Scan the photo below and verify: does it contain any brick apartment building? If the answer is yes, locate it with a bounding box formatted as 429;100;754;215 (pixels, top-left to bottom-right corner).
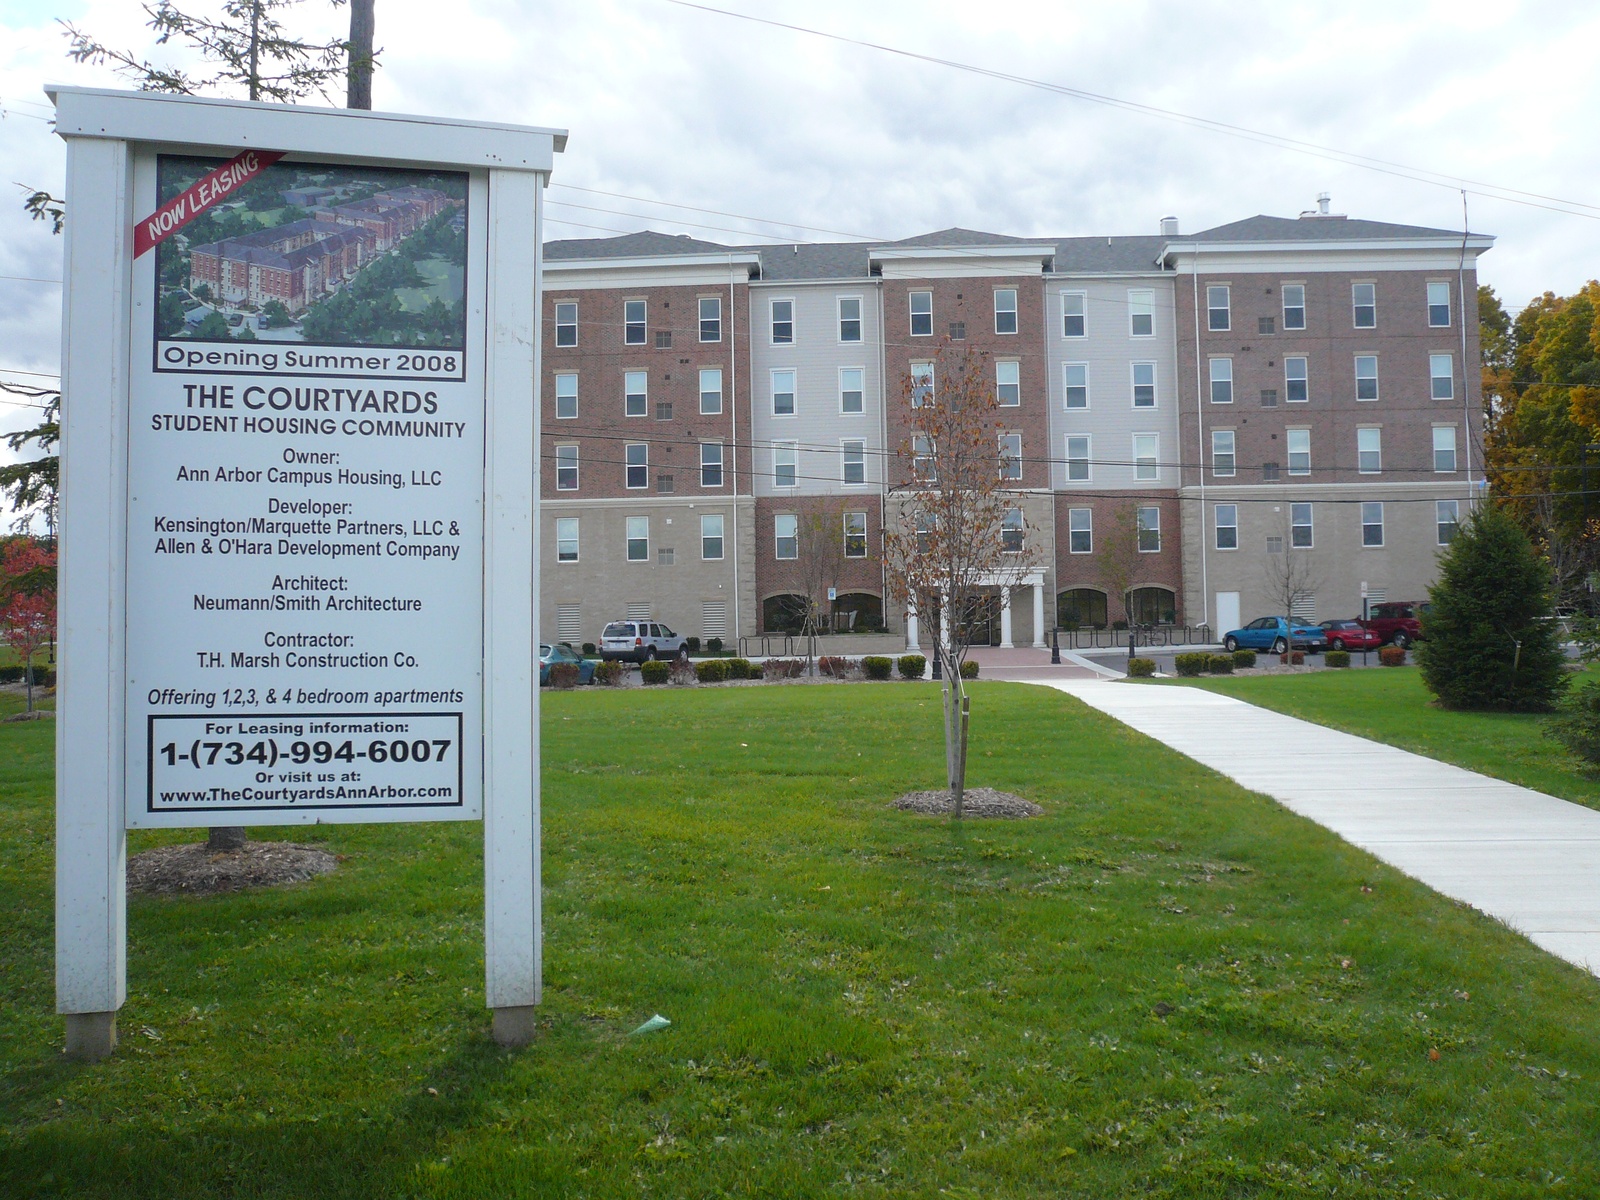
538;203;1491;651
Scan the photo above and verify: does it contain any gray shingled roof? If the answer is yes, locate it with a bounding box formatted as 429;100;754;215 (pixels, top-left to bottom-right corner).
1051;234;1168;273
545;230;734;261
1189;214;1477;242
882;227;1043;248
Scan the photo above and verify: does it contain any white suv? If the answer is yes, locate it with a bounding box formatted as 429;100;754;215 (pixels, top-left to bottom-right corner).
599;620;689;664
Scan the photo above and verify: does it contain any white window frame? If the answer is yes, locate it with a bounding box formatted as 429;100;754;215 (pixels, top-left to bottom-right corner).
1437;499;1460;545
838;295;863;343
774;513;798;560
912;435;937;482
554;300;578;347
773;441;798;489
1137;505;1160;553
624;369;647;417
1355;355;1379;402
910;361;934;407
1064;362;1089;410
699;296;722;343
699;367;723;415
624;298;647;345
1061;290;1087;338
701;513;724;561
1069;507;1092;554
843;510;868;558
1128;288;1155;337
1206;284;1231;332
555;443;578;491
1209;356;1233;404
700;441;723;488
1132;361;1156;408
1352;282;1376;329
909;290;933;337
1362;502;1385;548
554;371;578;419
1285;356;1308;403
625;442;648;490
1215;503;1238;551
1133;433;1159;481
1433;425;1458;473
841;439;866;486
626;515;649;562
1357;427;1382;475
555;516;579;562
999;432;1023;481
839;366;865;414
1291;502;1313;549
1427;281;1451;328
1281;283;1306;331
770;297;794;344
771;368;796;417
996;359;1020;407
1066;435;1091;482
1430;354;1455;400
1000;507;1024;553
994;288;1018;335
1287;427;1311;476
1211;429;1235;477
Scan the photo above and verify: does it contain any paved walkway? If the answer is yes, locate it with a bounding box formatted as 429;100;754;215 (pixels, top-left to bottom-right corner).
1039;679;1600;977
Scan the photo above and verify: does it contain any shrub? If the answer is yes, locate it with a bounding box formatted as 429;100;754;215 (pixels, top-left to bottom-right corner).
725;658;754;680
640;660;670;685
1127;657;1156;677
764;658;805;680
1325;649;1351;668
1232;649;1257;669
549;663;580;689
594;660;624;687
1416;504;1568;712
1207;654;1234;674
669;657;696;686
707;637;724;654
1379;645;1407;667
862;656;893;681
1547;679;1600;766
896;654;927;680
686;636;701;654
1174;652;1208;677
0;666;22;683
818;656;856;679
581;642;595;656
959;660;979;680
695;659;728;683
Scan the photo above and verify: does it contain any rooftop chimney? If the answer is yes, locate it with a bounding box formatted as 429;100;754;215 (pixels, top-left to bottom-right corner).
1299;192;1346;220
1159;215;1179;236
1318;192;1331;214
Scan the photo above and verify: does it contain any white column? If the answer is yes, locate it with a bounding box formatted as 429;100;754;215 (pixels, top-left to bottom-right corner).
1032;580;1046;648
905;599;919;651
999;587;1014;648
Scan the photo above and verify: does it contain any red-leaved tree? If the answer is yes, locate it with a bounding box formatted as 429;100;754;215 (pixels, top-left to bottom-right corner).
0;538;57;713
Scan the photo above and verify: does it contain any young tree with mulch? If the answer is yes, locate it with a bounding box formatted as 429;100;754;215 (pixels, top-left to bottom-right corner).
1416;502;1567;712
883;339;1039;817
0;538;57;714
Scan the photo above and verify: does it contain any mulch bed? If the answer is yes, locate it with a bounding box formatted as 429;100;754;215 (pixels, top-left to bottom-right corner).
127;841;338;896
893;787;1043;818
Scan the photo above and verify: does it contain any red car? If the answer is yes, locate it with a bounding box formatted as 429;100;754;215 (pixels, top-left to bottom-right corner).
1320;619;1383;651
1359;601;1428;648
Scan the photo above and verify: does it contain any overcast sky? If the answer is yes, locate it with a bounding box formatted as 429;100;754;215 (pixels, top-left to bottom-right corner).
4;0;1600;458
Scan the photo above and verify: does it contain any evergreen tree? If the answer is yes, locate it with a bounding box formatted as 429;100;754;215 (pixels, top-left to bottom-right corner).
1416;503;1568;712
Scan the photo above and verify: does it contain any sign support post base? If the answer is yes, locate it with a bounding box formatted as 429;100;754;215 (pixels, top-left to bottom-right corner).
64;1012;117;1061
491;1006;539;1048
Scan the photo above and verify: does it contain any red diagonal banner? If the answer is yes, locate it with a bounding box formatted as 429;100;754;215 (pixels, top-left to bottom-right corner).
133;148;286;259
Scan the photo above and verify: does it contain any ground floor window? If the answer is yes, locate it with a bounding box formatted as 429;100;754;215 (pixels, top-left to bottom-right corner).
1129;586;1176;626
833;592;882;632
763;593;808;634
1058;588;1107;629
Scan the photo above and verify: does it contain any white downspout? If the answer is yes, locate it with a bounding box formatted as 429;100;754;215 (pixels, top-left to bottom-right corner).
728;256;742;642
1458;192;1474;509
1191;248;1209;630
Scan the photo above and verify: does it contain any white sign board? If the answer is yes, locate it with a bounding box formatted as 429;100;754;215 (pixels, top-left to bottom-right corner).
124;153;487;826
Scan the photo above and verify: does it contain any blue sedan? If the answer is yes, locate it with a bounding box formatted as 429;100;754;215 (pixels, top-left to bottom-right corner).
539;643;595;685
1222;616;1326;654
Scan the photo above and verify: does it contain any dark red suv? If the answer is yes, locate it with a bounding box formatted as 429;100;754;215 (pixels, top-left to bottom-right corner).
1360;601;1428;648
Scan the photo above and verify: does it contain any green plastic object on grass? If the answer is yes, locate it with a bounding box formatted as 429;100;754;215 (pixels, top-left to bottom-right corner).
630;1014;671;1036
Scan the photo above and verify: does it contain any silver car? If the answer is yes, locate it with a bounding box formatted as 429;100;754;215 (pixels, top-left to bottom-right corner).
599;620;689;664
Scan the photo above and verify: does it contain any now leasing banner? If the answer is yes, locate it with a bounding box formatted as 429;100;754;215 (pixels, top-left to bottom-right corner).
124;150;487;826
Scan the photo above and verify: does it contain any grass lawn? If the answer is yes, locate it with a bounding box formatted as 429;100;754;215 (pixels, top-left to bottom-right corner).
1170;666;1600;811
395;257;465;313
4;682;1600;1197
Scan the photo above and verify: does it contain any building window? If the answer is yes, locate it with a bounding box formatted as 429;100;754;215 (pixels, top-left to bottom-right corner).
555;444;578;491
910;361;934;406
840;367;864;414
1260;388;1279;408
1129;289;1154;337
555;301;577;347
771;299;793;344
1137;506;1160;553
999;433;1023;481
625;443;648;489
1210;357;1233;403
1434;426;1457;472
698;296;721;342
1211;430;1235;476
626;516;649;561
1061;507;1089;554
1262;461;1280;482
1215;504;1238;550
1358;427;1381;474
772;368;796;416
700;442;723;487
773;442;797;488
1062;291;1086;337
1001;507;1024;553
1291;502;1313;549
1428;281;1451;328
1362;502;1385;547
913;435;936;482
654;331;672;350
624;299;646;345
1206;284;1230;332
1259;316;1275;335
1266;536;1284;555
1282;284;1306;330
1437;500;1460;544
774;514;797;559
701;514;724;560
842;439;866;485
1285;356;1308;403
1355;355;1379;401
1064;362;1089;409
843;511;868;558
555;372;577;419
996;360;1021;406
1352;282;1376;329
556;517;578;562
838;296;862;343
1431;354;1455;400
625;370;648;417
1287;428;1311;476
1134;433;1158;481
1132;362;1156;408
994;288;1018;335
1066;435;1090;482
699;367;723;415
910;290;932;337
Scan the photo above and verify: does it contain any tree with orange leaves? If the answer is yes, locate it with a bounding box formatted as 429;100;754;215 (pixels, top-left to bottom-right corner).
0;537;57;713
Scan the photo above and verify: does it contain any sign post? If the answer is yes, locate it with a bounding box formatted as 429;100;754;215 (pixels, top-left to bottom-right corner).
50;87;564;1058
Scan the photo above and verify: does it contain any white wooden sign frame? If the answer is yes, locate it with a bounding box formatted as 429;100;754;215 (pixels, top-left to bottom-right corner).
49;86;564;1057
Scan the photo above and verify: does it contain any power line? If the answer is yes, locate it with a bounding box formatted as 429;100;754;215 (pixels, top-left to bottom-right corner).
550;183;880;242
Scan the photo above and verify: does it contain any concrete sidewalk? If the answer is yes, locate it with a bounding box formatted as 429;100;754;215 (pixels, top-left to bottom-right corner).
1040;679;1600;977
